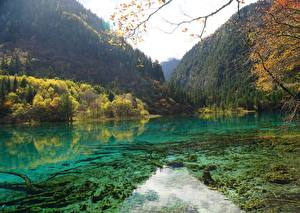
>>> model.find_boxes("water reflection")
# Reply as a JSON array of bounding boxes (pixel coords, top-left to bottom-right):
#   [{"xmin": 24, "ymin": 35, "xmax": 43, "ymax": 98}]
[
  {"xmin": 0, "ymin": 119, "xmax": 149, "ymax": 170},
  {"xmin": 122, "ymin": 167, "xmax": 243, "ymax": 213},
  {"xmin": 0, "ymin": 114, "xmax": 296, "ymax": 171}
]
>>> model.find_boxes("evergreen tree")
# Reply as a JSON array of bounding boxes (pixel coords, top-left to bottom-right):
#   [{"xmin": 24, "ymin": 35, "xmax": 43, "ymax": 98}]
[
  {"xmin": 12, "ymin": 77, "xmax": 18, "ymax": 92},
  {"xmin": 5, "ymin": 77, "xmax": 11, "ymax": 92},
  {"xmin": 0, "ymin": 57, "xmax": 9, "ymax": 74},
  {"xmin": 0, "ymin": 79, "xmax": 5, "ymax": 101},
  {"xmin": 8, "ymin": 55, "xmax": 21, "ymax": 75},
  {"xmin": 25, "ymin": 57, "xmax": 33, "ymax": 75},
  {"xmin": 25, "ymin": 85, "xmax": 35, "ymax": 103},
  {"xmin": 20, "ymin": 78, "xmax": 27, "ymax": 88}
]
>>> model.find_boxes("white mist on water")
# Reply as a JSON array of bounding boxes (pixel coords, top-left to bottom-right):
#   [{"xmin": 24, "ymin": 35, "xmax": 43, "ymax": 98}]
[{"xmin": 122, "ymin": 167, "xmax": 243, "ymax": 213}]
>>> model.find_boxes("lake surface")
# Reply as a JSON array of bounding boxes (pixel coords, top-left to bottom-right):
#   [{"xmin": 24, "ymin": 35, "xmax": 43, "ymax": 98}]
[{"xmin": 0, "ymin": 114, "xmax": 299, "ymax": 212}]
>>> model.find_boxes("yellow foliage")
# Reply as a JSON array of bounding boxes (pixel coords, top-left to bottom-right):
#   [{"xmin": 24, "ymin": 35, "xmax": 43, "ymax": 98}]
[
  {"xmin": 250, "ymin": 0, "xmax": 300, "ymax": 93},
  {"xmin": 33, "ymin": 94, "xmax": 45, "ymax": 108},
  {"xmin": 0, "ymin": 75, "xmax": 149, "ymax": 122}
]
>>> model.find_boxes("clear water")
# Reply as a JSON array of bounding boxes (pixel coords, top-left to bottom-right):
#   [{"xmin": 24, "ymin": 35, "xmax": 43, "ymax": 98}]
[
  {"xmin": 121, "ymin": 167, "xmax": 243, "ymax": 213},
  {"xmin": 0, "ymin": 114, "xmax": 299, "ymax": 212}
]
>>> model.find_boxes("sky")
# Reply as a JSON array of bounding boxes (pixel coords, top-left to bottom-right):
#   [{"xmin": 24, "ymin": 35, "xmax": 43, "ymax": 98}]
[{"xmin": 79, "ymin": 0, "xmax": 257, "ymax": 62}]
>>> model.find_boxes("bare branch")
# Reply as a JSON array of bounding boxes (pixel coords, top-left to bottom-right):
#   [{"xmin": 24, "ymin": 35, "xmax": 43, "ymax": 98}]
[
  {"xmin": 161, "ymin": 0, "xmax": 234, "ymax": 38},
  {"xmin": 129, "ymin": 0, "xmax": 174, "ymax": 37},
  {"xmin": 127, "ymin": 0, "xmax": 235, "ymax": 39},
  {"xmin": 237, "ymin": 0, "xmax": 241, "ymax": 18}
]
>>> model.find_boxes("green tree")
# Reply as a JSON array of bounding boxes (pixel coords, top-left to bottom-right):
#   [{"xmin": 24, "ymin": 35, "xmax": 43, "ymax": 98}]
[
  {"xmin": 25, "ymin": 85, "xmax": 35, "ymax": 103},
  {"xmin": 59, "ymin": 94, "xmax": 74, "ymax": 121},
  {"xmin": 0, "ymin": 79, "xmax": 5, "ymax": 101},
  {"xmin": 25, "ymin": 57, "xmax": 33, "ymax": 75},
  {"xmin": 12, "ymin": 77, "xmax": 18, "ymax": 92},
  {"xmin": 8, "ymin": 54, "xmax": 22, "ymax": 75},
  {"xmin": 20, "ymin": 78, "xmax": 27, "ymax": 88},
  {"xmin": 0, "ymin": 57, "xmax": 9, "ymax": 72}
]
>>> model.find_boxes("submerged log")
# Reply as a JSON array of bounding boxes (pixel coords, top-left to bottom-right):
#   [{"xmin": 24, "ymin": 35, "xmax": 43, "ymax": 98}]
[{"xmin": 0, "ymin": 170, "xmax": 42, "ymax": 194}]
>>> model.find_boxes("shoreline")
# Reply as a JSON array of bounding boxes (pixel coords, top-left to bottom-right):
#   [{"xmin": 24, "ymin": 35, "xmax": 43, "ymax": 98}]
[{"xmin": 0, "ymin": 114, "xmax": 162, "ymax": 126}]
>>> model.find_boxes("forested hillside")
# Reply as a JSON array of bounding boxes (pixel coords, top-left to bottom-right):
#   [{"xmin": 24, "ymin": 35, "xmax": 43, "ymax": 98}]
[
  {"xmin": 168, "ymin": 1, "xmax": 284, "ymax": 111},
  {"xmin": 161, "ymin": 58, "xmax": 180, "ymax": 81},
  {"xmin": 0, "ymin": 0, "xmax": 184, "ymax": 114},
  {"xmin": 0, "ymin": 75, "xmax": 149, "ymax": 123}
]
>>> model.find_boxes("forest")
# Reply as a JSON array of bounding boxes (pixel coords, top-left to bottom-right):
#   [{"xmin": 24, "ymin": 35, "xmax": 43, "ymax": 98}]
[
  {"xmin": 0, "ymin": 75, "xmax": 148, "ymax": 123},
  {"xmin": 0, "ymin": 0, "xmax": 173, "ymax": 115},
  {"xmin": 0, "ymin": 0, "xmax": 298, "ymax": 120},
  {"xmin": 168, "ymin": 2, "xmax": 280, "ymax": 110}
]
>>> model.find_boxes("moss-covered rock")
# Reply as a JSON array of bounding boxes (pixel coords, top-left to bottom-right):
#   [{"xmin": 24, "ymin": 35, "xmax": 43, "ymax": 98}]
[{"xmin": 265, "ymin": 164, "xmax": 295, "ymax": 184}]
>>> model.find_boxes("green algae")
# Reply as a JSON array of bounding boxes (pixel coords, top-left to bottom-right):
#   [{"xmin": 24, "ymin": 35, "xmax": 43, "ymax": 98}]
[
  {"xmin": 265, "ymin": 164, "xmax": 295, "ymax": 184},
  {"xmin": 176, "ymin": 135, "xmax": 300, "ymax": 212},
  {"xmin": 0, "ymin": 155, "xmax": 162, "ymax": 212}
]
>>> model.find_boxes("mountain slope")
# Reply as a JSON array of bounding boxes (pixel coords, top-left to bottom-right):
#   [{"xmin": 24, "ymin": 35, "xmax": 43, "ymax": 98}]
[
  {"xmin": 0, "ymin": 0, "xmax": 183, "ymax": 114},
  {"xmin": 168, "ymin": 1, "xmax": 284, "ymax": 110},
  {"xmin": 161, "ymin": 58, "xmax": 180, "ymax": 81}
]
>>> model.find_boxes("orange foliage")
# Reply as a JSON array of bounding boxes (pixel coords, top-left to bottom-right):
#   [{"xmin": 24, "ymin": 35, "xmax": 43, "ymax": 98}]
[
  {"xmin": 277, "ymin": 0, "xmax": 300, "ymax": 7},
  {"xmin": 250, "ymin": 0, "xmax": 300, "ymax": 93}
]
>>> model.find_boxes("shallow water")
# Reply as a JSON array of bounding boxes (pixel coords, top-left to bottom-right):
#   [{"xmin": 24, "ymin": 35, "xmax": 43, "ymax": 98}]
[
  {"xmin": 121, "ymin": 167, "xmax": 243, "ymax": 213},
  {"xmin": 0, "ymin": 114, "xmax": 299, "ymax": 212}
]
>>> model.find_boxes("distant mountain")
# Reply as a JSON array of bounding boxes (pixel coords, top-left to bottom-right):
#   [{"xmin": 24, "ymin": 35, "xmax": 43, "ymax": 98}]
[
  {"xmin": 168, "ymin": 1, "xmax": 284, "ymax": 110},
  {"xmin": 161, "ymin": 58, "xmax": 180, "ymax": 81},
  {"xmin": 0, "ymin": 0, "xmax": 187, "ymax": 114}
]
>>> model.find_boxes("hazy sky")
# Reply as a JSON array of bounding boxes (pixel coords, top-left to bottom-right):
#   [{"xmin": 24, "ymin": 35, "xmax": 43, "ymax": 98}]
[{"xmin": 79, "ymin": 0, "xmax": 257, "ymax": 62}]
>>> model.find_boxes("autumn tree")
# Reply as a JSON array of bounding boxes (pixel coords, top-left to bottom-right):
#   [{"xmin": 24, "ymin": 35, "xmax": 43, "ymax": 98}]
[
  {"xmin": 111, "ymin": 0, "xmax": 247, "ymax": 43},
  {"xmin": 59, "ymin": 94, "xmax": 74, "ymax": 121},
  {"xmin": 0, "ymin": 75, "xmax": 150, "ymax": 123},
  {"xmin": 250, "ymin": 0, "xmax": 300, "ymax": 118}
]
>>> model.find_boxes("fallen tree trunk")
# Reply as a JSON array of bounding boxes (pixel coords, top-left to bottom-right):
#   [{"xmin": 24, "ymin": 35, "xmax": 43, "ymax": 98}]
[{"xmin": 0, "ymin": 170, "xmax": 42, "ymax": 193}]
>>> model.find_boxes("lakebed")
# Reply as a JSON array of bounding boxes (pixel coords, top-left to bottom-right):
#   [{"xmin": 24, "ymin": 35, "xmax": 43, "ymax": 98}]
[{"xmin": 0, "ymin": 114, "xmax": 299, "ymax": 212}]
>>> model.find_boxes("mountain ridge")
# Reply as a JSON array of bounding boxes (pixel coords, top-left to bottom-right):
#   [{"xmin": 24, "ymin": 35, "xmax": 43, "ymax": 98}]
[
  {"xmin": 168, "ymin": 1, "xmax": 283, "ymax": 110},
  {"xmin": 0, "ymin": 0, "xmax": 189, "ymax": 114},
  {"xmin": 161, "ymin": 58, "xmax": 180, "ymax": 81}
]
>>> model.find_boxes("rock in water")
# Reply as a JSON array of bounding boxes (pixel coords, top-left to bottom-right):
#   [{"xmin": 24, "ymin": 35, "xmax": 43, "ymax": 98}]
[{"xmin": 203, "ymin": 168, "xmax": 214, "ymax": 185}]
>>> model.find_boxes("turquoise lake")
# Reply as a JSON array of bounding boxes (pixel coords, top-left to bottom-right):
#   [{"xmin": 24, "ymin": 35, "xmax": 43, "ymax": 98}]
[{"xmin": 0, "ymin": 114, "xmax": 299, "ymax": 212}]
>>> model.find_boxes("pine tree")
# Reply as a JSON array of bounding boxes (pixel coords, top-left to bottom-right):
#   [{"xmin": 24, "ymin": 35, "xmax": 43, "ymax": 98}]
[
  {"xmin": 8, "ymin": 54, "xmax": 22, "ymax": 75},
  {"xmin": 5, "ymin": 77, "xmax": 11, "ymax": 92},
  {"xmin": 12, "ymin": 77, "xmax": 18, "ymax": 92},
  {"xmin": 14, "ymin": 54, "xmax": 22, "ymax": 74},
  {"xmin": 25, "ymin": 85, "xmax": 35, "ymax": 103},
  {"xmin": 1, "ymin": 57, "xmax": 5, "ymax": 70},
  {"xmin": 8, "ymin": 57, "xmax": 16, "ymax": 75},
  {"xmin": 20, "ymin": 78, "xmax": 27, "ymax": 88},
  {"xmin": 25, "ymin": 57, "xmax": 33, "ymax": 75},
  {"xmin": 0, "ymin": 79, "xmax": 5, "ymax": 101}
]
